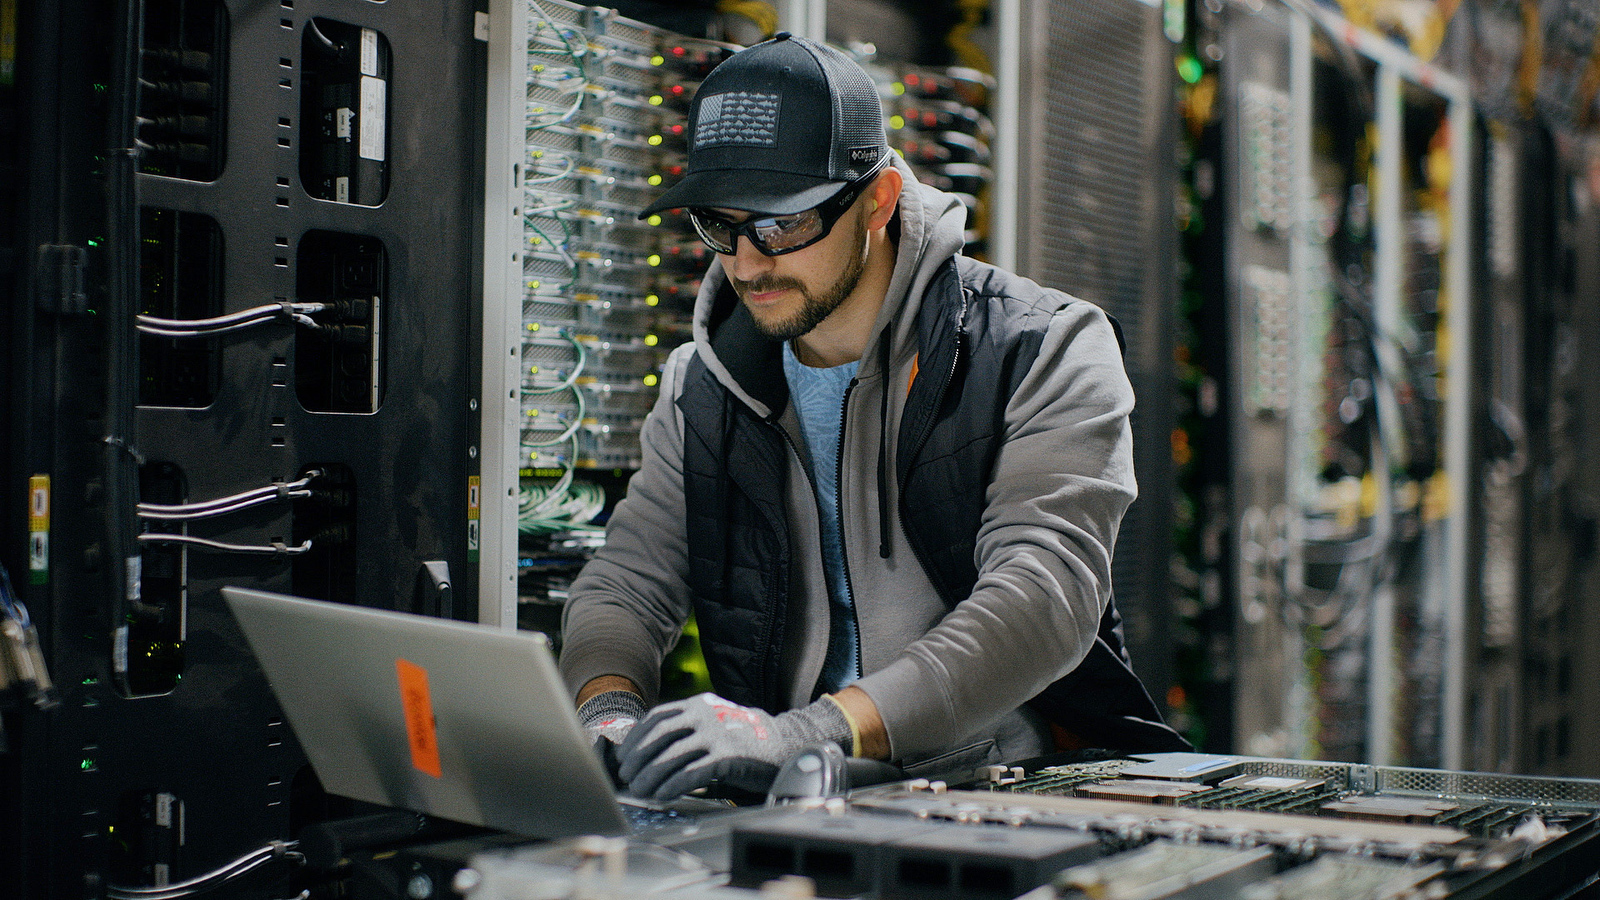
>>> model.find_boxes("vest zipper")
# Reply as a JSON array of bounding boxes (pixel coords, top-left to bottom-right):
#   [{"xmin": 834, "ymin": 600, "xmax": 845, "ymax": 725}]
[
  {"xmin": 770, "ymin": 375, "xmax": 865, "ymax": 690},
  {"xmin": 837, "ymin": 378, "xmax": 863, "ymax": 684}
]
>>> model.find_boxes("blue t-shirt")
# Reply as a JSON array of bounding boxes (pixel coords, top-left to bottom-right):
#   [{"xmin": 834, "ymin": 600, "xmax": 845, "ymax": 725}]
[{"xmin": 781, "ymin": 341, "xmax": 861, "ymax": 694}]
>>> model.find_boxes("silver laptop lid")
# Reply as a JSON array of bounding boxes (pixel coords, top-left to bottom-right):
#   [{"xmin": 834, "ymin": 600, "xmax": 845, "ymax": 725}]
[{"xmin": 223, "ymin": 586, "xmax": 629, "ymax": 839}]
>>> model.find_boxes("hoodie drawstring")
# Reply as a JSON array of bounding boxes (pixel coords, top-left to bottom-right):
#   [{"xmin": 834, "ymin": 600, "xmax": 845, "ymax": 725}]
[{"xmin": 878, "ymin": 335, "xmax": 893, "ymax": 559}]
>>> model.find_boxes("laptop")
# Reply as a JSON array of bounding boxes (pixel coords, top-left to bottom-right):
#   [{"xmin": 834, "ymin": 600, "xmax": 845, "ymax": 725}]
[{"xmin": 223, "ymin": 586, "xmax": 692, "ymax": 839}]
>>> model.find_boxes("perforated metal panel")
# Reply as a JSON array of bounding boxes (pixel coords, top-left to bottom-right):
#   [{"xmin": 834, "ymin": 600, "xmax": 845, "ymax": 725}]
[{"xmin": 1012, "ymin": 0, "xmax": 1178, "ymax": 699}]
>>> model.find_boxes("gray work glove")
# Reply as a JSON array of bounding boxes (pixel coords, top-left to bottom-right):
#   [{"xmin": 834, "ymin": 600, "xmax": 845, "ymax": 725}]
[
  {"xmin": 577, "ymin": 689, "xmax": 647, "ymax": 784},
  {"xmin": 617, "ymin": 692, "xmax": 853, "ymax": 801}
]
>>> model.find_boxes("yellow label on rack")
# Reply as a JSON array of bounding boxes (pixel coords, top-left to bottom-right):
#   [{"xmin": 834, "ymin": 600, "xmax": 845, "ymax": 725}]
[
  {"xmin": 28, "ymin": 475, "xmax": 48, "ymax": 531},
  {"xmin": 28, "ymin": 474, "xmax": 48, "ymax": 582}
]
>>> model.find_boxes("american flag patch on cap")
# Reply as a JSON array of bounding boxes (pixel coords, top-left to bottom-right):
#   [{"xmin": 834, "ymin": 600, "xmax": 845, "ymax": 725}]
[{"xmin": 694, "ymin": 91, "xmax": 780, "ymax": 149}]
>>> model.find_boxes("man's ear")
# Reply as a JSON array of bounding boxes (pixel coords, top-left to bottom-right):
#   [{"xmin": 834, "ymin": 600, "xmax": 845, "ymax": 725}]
[{"xmin": 865, "ymin": 164, "xmax": 903, "ymax": 230}]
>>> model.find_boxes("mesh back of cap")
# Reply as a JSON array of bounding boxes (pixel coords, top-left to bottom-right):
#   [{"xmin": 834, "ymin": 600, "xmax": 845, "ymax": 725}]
[{"xmin": 812, "ymin": 46, "xmax": 888, "ymax": 180}]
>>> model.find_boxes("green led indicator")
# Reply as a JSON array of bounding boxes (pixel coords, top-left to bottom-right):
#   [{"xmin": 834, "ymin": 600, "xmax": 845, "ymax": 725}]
[{"xmin": 1177, "ymin": 55, "xmax": 1203, "ymax": 84}]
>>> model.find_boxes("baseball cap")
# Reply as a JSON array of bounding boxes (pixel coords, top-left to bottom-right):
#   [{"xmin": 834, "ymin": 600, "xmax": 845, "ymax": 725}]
[{"xmin": 638, "ymin": 32, "xmax": 890, "ymax": 218}]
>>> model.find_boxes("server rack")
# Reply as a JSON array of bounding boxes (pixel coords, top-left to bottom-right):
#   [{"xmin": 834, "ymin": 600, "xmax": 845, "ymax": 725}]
[
  {"xmin": 1211, "ymin": 0, "xmax": 1477, "ymax": 769},
  {"xmin": 2, "ymin": 0, "xmax": 487, "ymax": 895},
  {"xmin": 1002, "ymin": 0, "xmax": 1181, "ymax": 708}
]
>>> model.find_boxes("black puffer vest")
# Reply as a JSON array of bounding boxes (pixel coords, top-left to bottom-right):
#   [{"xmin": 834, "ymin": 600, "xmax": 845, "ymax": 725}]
[{"xmin": 677, "ymin": 256, "xmax": 1188, "ymax": 753}]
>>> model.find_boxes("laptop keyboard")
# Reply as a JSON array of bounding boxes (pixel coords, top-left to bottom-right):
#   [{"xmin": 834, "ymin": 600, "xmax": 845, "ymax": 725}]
[{"xmin": 621, "ymin": 803, "xmax": 695, "ymax": 831}]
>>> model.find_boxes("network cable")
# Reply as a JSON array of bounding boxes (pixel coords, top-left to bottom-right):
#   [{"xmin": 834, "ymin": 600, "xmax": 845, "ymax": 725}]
[
  {"xmin": 0, "ymin": 562, "xmax": 55, "ymax": 710},
  {"xmin": 524, "ymin": 202, "xmax": 579, "ymax": 270},
  {"xmin": 105, "ymin": 840, "xmax": 303, "ymax": 899},
  {"xmin": 525, "ymin": 149, "xmax": 579, "ymax": 185},
  {"xmin": 136, "ymin": 534, "xmax": 312, "ymax": 556},
  {"xmin": 136, "ymin": 471, "xmax": 323, "ymax": 522},
  {"xmin": 523, "ymin": 384, "xmax": 587, "ymax": 449},
  {"xmin": 525, "ymin": 330, "xmax": 588, "ymax": 396},
  {"xmin": 519, "ymin": 468, "xmax": 606, "ymax": 535},
  {"xmin": 136, "ymin": 301, "xmax": 327, "ymax": 337},
  {"xmin": 527, "ymin": 1, "xmax": 592, "ymax": 131}
]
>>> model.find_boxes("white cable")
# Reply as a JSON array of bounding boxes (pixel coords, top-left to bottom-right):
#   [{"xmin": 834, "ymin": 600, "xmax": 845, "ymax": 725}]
[
  {"xmin": 137, "ymin": 489, "xmax": 311, "ymax": 521},
  {"xmin": 138, "ymin": 301, "xmax": 325, "ymax": 331},
  {"xmin": 138, "ymin": 473, "xmax": 320, "ymax": 519},
  {"xmin": 136, "ymin": 534, "xmax": 312, "ymax": 556},
  {"xmin": 106, "ymin": 841, "xmax": 302, "ymax": 899}
]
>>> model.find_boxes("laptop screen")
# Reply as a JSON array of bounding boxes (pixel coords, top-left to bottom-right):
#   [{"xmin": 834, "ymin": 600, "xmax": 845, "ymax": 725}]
[{"xmin": 223, "ymin": 587, "xmax": 630, "ymax": 838}]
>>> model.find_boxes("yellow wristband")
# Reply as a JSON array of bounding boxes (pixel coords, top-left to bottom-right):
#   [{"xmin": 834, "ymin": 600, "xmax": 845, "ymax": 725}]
[{"xmin": 824, "ymin": 694, "xmax": 862, "ymax": 758}]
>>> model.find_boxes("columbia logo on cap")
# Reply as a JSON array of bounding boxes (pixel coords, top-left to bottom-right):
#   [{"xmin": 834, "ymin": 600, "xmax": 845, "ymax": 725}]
[{"xmin": 848, "ymin": 146, "xmax": 881, "ymax": 166}]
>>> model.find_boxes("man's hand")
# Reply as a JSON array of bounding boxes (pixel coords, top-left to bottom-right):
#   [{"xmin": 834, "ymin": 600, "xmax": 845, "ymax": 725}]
[
  {"xmin": 577, "ymin": 689, "xmax": 648, "ymax": 783},
  {"xmin": 616, "ymin": 693, "xmax": 853, "ymax": 801}
]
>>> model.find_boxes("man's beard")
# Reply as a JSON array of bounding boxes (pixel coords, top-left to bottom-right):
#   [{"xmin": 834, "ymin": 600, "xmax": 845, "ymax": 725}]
[{"xmin": 734, "ymin": 217, "xmax": 868, "ymax": 342}]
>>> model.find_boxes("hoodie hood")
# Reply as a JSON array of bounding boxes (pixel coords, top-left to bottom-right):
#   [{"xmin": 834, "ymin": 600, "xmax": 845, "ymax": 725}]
[{"xmin": 689, "ymin": 152, "xmax": 970, "ymax": 414}]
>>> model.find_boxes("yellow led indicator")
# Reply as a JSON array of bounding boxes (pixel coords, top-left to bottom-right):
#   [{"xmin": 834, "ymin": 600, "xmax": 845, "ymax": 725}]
[
  {"xmin": 647, "ymin": 214, "xmax": 663, "ymax": 226},
  {"xmin": 529, "ymin": 280, "xmax": 542, "ymax": 290},
  {"xmin": 889, "ymin": 115, "xmax": 905, "ymax": 130},
  {"xmin": 647, "ymin": 254, "xmax": 662, "ymax": 267},
  {"xmin": 651, "ymin": 54, "xmax": 664, "ymax": 65},
  {"xmin": 649, "ymin": 95, "xmax": 663, "ymax": 106},
  {"xmin": 529, "ymin": 366, "xmax": 540, "ymax": 374},
  {"xmin": 532, "ymin": 150, "xmax": 545, "ymax": 159},
  {"xmin": 645, "ymin": 294, "xmax": 660, "ymax": 306},
  {"xmin": 529, "ymin": 322, "xmax": 541, "ymax": 332},
  {"xmin": 648, "ymin": 174, "xmax": 663, "ymax": 186},
  {"xmin": 528, "ymin": 409, "xmax": 539, "ymax": 417},
  {"xmin": 644, "ymin": 334, "xmax": 659, "ymax": 347},
  {"xmin": 643, "ymin": 374, "xmax": 659, "ymax": 387},
  {"xmin": 648, "ymin": 135, "xmax": 663, "ymax": 146},
  {"xmin": 892, "ymin": 82, "xmax": 906, "ymax": 96}
]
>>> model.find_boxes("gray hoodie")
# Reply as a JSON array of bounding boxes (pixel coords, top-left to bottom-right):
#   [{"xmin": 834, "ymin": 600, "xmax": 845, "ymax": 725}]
[{"xmin": 559, "ymin": 155, "xmax": 1138, "ymax": 773}]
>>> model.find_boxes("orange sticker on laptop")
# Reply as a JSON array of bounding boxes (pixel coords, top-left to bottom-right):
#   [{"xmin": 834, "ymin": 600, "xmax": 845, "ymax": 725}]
[{"xmin": 395, "ymin": 658, "xmax": 443, "ymax": 778}]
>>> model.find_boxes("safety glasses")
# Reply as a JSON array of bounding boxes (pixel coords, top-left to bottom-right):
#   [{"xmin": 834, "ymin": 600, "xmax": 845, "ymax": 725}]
[{"xmin": 686, "ymin": 161, "xmax": 886, "ymax": 257}]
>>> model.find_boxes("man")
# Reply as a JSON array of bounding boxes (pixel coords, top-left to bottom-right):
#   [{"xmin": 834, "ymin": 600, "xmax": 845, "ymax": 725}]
[{"xmin": 560, "ymin": 32, "xmax": 1186, "ymax": 803}]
